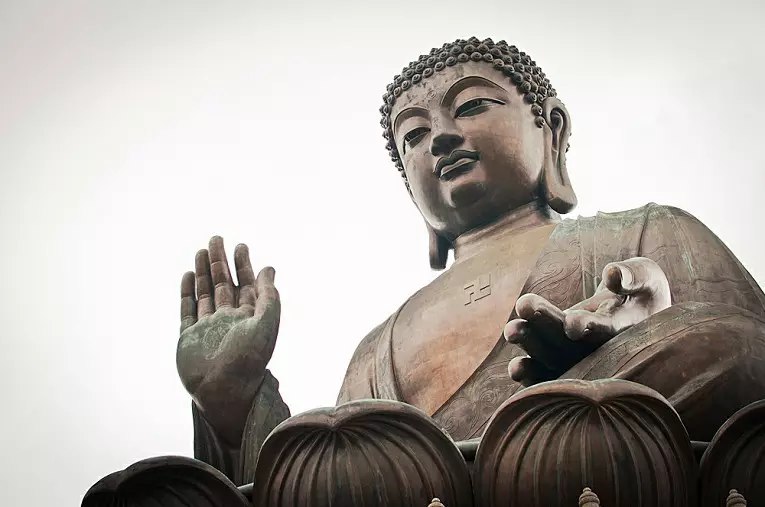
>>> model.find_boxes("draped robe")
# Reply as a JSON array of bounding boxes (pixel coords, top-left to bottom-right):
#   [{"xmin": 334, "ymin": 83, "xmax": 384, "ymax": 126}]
[{"xmin": 193, "ymin": 203, "xmax": 765, "ymax": 485}]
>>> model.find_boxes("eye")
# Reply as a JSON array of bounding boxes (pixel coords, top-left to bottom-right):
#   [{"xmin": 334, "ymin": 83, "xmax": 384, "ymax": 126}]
[
  {"xmin": 455, "ymin": 98, "xmax": 504, "ymax": 118},
  {"xmin": 402, "ymin": 127, "xmax": 430, "ymax": 154}
]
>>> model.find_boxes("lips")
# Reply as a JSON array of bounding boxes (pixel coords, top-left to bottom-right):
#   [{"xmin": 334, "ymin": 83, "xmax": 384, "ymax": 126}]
[
  {"xmin": 435, "ymin": 150, "xmax": 480, "ymax": 180},
  {"xmin": 440, "ymin": 158, "xmax": 478, "ymax": 180}
]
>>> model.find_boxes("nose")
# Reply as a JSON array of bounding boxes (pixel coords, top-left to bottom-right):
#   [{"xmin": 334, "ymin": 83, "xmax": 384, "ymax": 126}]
[{"xmin": 429, "ymin": 119, "xmax": 464, "ymax": 157}]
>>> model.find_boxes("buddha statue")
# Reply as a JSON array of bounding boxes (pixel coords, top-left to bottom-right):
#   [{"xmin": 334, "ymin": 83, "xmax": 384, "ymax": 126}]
[{"xmin": 173, "ymin": 37, "xmax": 765, "ymax": 489}]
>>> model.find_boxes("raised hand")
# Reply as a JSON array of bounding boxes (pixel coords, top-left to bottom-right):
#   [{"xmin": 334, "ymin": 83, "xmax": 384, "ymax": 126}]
[
  {"xmin": 176, "ymin": 236, "xmax": 280, "ymax": 444},
  {"xmin": 504, "ymin": 257, "xmax": 671, "ymax": 386}
]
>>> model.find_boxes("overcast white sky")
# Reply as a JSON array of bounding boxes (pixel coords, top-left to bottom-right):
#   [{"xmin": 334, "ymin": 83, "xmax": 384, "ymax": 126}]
[{"xmin": 1, "ymin": 0, "xmax": 764, "ymax": 505}]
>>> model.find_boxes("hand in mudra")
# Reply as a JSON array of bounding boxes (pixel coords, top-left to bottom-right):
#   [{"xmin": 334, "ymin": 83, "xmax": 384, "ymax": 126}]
[
  {"xmin": 176, "ymin": 236, "xmax": 280, "ymax": 443},
  {"xmin": 504, "ymin": 257, "xmax": 671, "ymax": 386}
]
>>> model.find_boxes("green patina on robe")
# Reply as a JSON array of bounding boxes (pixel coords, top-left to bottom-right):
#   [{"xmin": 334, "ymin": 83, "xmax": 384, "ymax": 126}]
[
  {"xmin": 195, "ymin": 203, "xmax": 765, "ymax": 484},
  {"xmin": 337, "ymin": 204, "xmax": 765, "ymax": 440}
]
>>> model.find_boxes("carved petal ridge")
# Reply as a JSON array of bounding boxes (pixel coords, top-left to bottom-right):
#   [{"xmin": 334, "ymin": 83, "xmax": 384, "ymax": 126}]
[
  {"xmin": 699, "ymin": 399, "xmax": 765, "ymax": 506},
  {"xmin": 473, "ymin": 379, "xmax": 697, "ymax": 507},
  {"xmin": 252, "ymin": 400, "xmax": 473, "ymax": 507},
  {"xmin": 81, "ymin": 455, "xmax": 248, "ymax": 507}
]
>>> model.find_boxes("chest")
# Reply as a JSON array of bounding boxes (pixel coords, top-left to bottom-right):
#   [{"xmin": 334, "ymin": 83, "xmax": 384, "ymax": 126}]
[{"xmin": 391, "ymin": 227, "xmax": 553, "ymax": 415}]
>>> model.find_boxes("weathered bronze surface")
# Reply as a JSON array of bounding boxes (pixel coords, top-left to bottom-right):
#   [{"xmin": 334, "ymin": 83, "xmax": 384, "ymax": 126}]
[
  {"xmin": 473, "ymin": 379, "xmax": 698, "ymax": 506},
  {"xmin": 252, "ymin": 400, "xmax": 473, "ymax": 506},
  {"xmin": 84, "ymin": 37, "xmax": 765, "ymax": 506},
  {"xmin": 82, "ymin": 456, "xmax": 249, "ymax": 507},
  {"xmin": 699, "ymin": 399, "xmax": 765, "ymax": 505}
]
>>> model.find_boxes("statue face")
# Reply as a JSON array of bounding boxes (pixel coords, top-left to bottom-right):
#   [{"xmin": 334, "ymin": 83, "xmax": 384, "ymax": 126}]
[{"xmin": 391, "ymin": 61, "xmax": 546, "ymax": 239}]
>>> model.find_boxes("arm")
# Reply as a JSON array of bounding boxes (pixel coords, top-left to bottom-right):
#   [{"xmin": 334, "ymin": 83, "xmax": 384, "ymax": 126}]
[
  {"xmin": 505, "ymin": 204, "xmax": 765, "ymax": 384},
  {"xmin": 177, "ymin": 237, "xmax": 289, "ymax": 485},
  {"xmin": 639, "ymin": 204, "xmax": 765, "ymax": 315},
  {"xmin": 192, "ymin": 370, "xmax": 290, "ymax": 485}
]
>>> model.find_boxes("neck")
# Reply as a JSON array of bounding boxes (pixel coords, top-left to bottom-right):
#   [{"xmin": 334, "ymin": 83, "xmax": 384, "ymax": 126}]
[{"xmin": 452, "ymin": 201, "xmax": 560, "ymax": 262}]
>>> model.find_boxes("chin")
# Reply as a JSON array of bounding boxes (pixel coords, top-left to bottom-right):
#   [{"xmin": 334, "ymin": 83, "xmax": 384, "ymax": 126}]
[
  {"xmin": 444, "ymin": 171, "xmax": 488, "ymax": 209},
  {"xmin": 447, "ymin": 181, "xmax": 485, "ymax": 209}
]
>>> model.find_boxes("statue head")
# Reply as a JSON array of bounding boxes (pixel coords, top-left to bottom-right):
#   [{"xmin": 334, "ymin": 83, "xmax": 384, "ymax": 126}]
[{"xmin": 381, "ymin": 37, "xmax": 577, "ymax": 268}]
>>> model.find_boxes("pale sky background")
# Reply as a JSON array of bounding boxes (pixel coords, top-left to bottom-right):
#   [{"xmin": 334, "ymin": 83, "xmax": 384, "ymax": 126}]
[{"xmin": 1, "ymin": 0, "xmax": 764, "ymax": 505}]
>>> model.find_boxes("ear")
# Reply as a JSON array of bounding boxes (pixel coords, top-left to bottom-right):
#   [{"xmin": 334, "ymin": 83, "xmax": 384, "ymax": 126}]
[
  {"xmin": 540, "ymin": 97, "xmax": 577, "ymax": 214},
  {"xmin": 405, "ymin": 167, "xmax": 450, "ymax": 270},
  {"xmin": 406, "ymin": 176, "xmax": 450, "ymax": 270},
  {"xmin": 427, "ymin": 222, "xmax": 450, "ymax": 270}
]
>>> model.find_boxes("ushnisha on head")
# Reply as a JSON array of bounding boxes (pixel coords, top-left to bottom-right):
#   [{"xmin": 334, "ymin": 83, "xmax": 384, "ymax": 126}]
[{"xmin": 380, "ymin": 37, "xmax": 577, "ymax": 269}]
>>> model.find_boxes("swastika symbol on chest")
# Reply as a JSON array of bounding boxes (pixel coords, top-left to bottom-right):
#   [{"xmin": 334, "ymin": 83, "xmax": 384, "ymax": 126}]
[{"xmin": 464, "ymin": 274, "xmax": 491, "ymax": 305}]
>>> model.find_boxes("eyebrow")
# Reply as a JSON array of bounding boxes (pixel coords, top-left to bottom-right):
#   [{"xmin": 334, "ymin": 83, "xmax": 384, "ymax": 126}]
[
  {"xmin": 440, "ymin": 76, "xmax": 506, "ymax": 107},
  {"xmin": 392, "ymin": 75, "xmax": 507, "ymax": 135},
  {"xmin": 393, "ymin": 106, "xmax": 428, "ymax": 137}
]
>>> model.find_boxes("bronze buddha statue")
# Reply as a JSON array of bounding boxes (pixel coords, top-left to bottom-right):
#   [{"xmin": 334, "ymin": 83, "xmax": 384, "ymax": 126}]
[{"xmin": 84, "ymin": 37, "xmax": 765, "ymax": 507}]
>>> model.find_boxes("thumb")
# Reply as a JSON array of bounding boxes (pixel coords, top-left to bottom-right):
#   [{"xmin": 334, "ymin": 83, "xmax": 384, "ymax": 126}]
[
  {"xmin": 602, "ymin": 257, "xmax": 672, "ymax": 311},
  {"xmin": 251, "ymin": 266, "xmax": 280, "ymax": 353},
  {"xmin": 255, "ymin": 266, "xmax": 278, "ymax": 299},
  {"xmin": 254, "ymin": 266, "xmax": 280, "ymax": 316},
  {"xmin": 603, "ymin": 261, "xmax": 642, "ymax": 295}
]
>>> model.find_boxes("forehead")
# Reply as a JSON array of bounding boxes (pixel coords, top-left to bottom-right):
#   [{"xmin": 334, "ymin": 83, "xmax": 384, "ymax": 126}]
[{"xmin": 390, "ymin": 61, "xmax": 512, "ymax": 117}]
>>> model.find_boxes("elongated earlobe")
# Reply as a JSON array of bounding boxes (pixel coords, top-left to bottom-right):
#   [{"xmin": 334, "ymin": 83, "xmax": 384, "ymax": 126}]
[
  {"xmin": 541, "ymin": 97, "xmax": 577, "ymax": 214},
  {"xmin": 427, "ymin": 224, "xmax": 450, "ymax": 270}
]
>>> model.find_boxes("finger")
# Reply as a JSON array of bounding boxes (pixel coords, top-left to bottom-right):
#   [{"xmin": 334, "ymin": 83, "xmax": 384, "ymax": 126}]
[
  {"xmin": 254, "ymin": 266, "xmax": 279, "ymax": 305},
  {"xmin": 180, "ymin": 271, "xmax": 197, "ymax": 332},
  {"xmin": 195, "ymin": 249, "xmax": 214, "ymax": 318},
  {"xmin": 208, "ymin": 236, "xmax": 235, "ymax": 310},
  {"xmin": 603, "ymin": 262, "xmax": 639, "ymax": 295},
  {"xmin": 516, "ymin": 294, "xmax": 587, "ymax": 369},
  {"xmin": 506, "ymin": 319, "xmax": 564, "ymax": 371},
  {"xmin": 515, "ymin": 293, "xmax": 566, "ymax": 324},
  {"xmin": 234, "ymin": 243, "xmax": 256, "ymax": 310},
  {"xmin": 503, "ymin": 318, "xmax": 531, "ymax": 344},
  {"xmin": 567, "ymin": 289, "xmax": 614, "ymax": 313},
  {"xmin": 505, "ymin": 316, "xmax": 567, "ymax": 371},
  {"xmin": 252, "ymin": 266, "xmax": 281, "ymax": 356},
  {"xmin": 516, "ymin": 293, "xmax": 568, "ymax": 347},
  {"xmin": 564, "ymin": 309, "xmax": 618, "ymax": 344},
  {"xmin": 602, "ymin": 257, "xmax": 668, "ymax": 297},
  {"xmin": 508, "ymin": 356, "xmax": 556, "ymax": 387}
]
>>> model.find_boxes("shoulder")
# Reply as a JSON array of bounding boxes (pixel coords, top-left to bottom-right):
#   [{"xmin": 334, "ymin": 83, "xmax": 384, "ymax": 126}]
[
  {"xmin": 336, "ymin": 318, "xmax": 388, "ymax": 404},
  {"xmin": 564, "ymin": 202, "xmax": 700, "ymax": 223},
  {"xmin": 561, "ymin": 203, "xmax": 710, "ymax": 238},
  {"xmin": 349, "ymin": 320, "xmax": 386, "ymax": 367},
  {"xmin": 638, "ymin": 203, "xmax": 712, "ymax": 236},
  {"xmin": 337, "ymin": 284, "xmax": 427, "ymax": 404},
  {"xmin": 642, "ymin": 203, "xmax": 703, "ymax": 223}
]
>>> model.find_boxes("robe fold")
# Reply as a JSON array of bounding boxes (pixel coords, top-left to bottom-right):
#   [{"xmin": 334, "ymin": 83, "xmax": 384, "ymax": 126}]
[
  {"xmin": 338, "ymin": 203, "xmax": 765, "ymax": 441},
  {"xmin": 194, "ymin": 203, "xmax": 765, "ymax": 483},
  {"xmin": 192, "ymin": 370, "xmax": 290, "ymax": 485}
]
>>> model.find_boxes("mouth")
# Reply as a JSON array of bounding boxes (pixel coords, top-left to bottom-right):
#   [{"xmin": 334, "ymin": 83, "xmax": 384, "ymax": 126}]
[
  {"xmin": 440, "ymin": 158, "xmax": 478, "ymax": 180},
  {"xmin": 435, "ymin": 150, "xmax": 480, "ymax": 181}
]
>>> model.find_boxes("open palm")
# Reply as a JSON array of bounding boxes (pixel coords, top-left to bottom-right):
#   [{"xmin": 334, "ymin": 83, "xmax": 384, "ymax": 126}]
[
  {"xmin": 504, "ymin": 257, "xmax": 672, "ymax": 386},
  {"xmin": 176, "ymin": 236, "xmax": 280, "ymax": 443}
]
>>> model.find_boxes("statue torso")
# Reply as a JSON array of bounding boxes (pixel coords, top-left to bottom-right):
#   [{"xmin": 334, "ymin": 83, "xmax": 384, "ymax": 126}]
[{"xmin": 391, "ymin": 222, "xmax": 557, "ymax": 415}]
